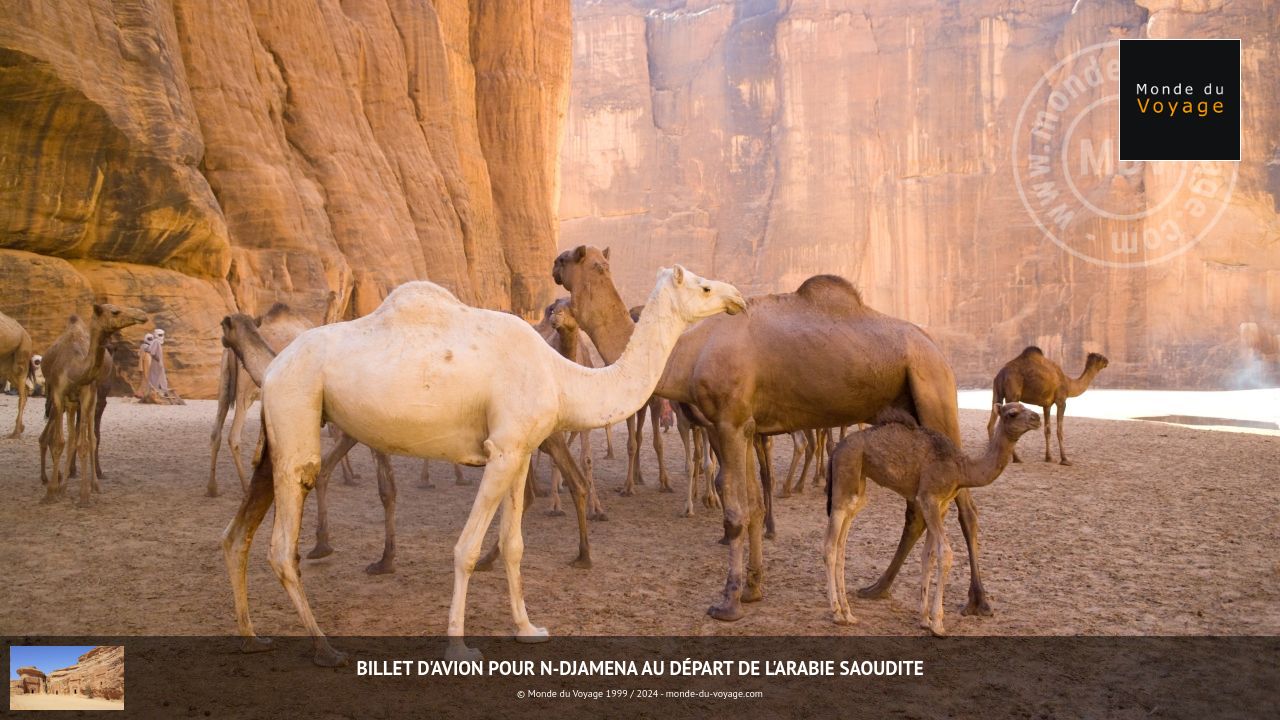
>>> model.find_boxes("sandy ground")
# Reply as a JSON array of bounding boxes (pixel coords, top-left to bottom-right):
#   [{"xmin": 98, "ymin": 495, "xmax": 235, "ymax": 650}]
[
  {"xmin": 8, "ymin": 693, "xmax": 124, "ymax": 710},
  {"xmin": 0, "ymin": 393, "xmax": 1278, "ymax": 639}
]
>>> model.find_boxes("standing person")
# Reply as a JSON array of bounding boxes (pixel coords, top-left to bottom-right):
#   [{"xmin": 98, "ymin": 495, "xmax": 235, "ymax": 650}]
[
  {"xmin": 146, "ymin": 328, "xmax": 172, "ymax": 398},
  {"xmin": 136, "ymin": 332, "xmax": 154, "ymax": 399}
]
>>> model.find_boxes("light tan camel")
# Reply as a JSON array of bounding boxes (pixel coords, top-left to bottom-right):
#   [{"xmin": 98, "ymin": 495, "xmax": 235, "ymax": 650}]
[
  {"xmin": 208, "ymin": 303, "xmax": 316, "ymax": 497},
  {"xmin": 1, "ymin": 310, "xmax": 34, "ymax": 438},
  {"xmin": 39, "ymin": 305, "xmax": 147, "ymax": 505},
  {"xmin": 988, "ymin": 346, "xmax": 1109, "ymax": 465},
  {"xmin": 826, "ymin": 404, "xmax": 1040, "ymax": 634},
  {"xmin": 554, "ymin": 245, "xmax": 981, "ymax": 623},
  {"xmin": 222, "ymin": 270, "xmax": 744, "ymax": 665},
  {"xmin": 65, "ymin": 333, "xmax": 126, "ymax": 482}
]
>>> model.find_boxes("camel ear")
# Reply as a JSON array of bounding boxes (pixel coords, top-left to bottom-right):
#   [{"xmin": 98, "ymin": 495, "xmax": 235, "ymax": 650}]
[
  {"xmin": 573, "ymin": 246, "xmax": 587, "ymax": 262},
  {"xmin": 992, "ymin": 402, "xmax": 1002, "ymax": 415},
  {"xmin": 672, "ymin": 265, "xmax": 686, "ymax": 286},
  {"xmin": 93, "ymin": 303, "xmax": 105, "ymax": 317},
  {"xmin": 603, "ymin": 247, "xmax": 611, "ymax": 260}
]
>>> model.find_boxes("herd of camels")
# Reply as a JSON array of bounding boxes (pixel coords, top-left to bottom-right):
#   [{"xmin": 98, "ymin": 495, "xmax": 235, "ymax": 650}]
[{"xmin": 1, "ymin": 244, "xmax": 1112, "ymax": 664}]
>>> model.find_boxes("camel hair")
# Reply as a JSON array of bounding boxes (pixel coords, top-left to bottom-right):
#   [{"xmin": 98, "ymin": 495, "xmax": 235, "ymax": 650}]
[
  {"xmin": 988, "ymin": 346, "xmax": 1109, "ymax": 465},
  {"xmin": 553, "ymin": 245, "xmax": 986, "ymax": 623},
  {"xmin": 826, "ymin": 403, "xmax": 1040, "ymax": 634},
  {"xmin": 39, "ymin": 304, "xmax": 147, "ymax": 505},
  {"xmin": 220, "ymin": 313, "xmax": 400, "ymax": 574},
  {"xmin": 1, "ymin": 310, "xmax": 35, "ymax": 438},
  {"xmin": 222, "ymin": 268, "xmax": 744, "ymax": 665}
]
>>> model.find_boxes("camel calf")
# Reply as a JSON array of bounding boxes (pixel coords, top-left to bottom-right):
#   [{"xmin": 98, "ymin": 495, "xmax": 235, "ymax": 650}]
[{"xmin": 825, "ymin": 403, "xmax": 1040, "ymax": 635}]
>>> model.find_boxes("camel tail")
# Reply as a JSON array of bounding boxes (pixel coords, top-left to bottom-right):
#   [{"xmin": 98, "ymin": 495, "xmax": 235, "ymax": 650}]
[
  {"xmin": 212, "ymin": 349, "xmax": 237, "ymax": 437},
  {"xmin": 873, "ymin": 407, "xmax": 919, "ymax": 428},
  {"xmin": 825, "ymin": 450, "xmax": 835, "ymax": 516}
]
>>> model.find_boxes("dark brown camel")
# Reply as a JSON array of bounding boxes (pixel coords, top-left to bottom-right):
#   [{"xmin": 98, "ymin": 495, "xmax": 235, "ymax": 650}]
[
  {"xmin": 554, "ymin": 245, "xmax": 985, "ymax": 623},
  {"xmin": 988, "ymin": 346, "xmax": 1109, "ymax": 465}
]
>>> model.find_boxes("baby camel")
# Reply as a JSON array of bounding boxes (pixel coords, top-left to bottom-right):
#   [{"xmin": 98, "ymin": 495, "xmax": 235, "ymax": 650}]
[{"xmin": 825, "ymin": 403, "xmax": 1040, "ymax": 635}]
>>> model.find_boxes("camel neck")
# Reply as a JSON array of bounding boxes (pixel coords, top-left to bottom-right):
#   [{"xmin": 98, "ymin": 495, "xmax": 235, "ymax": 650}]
[
  {"xmin": 962, "ymin": 428, "xmax": 1020, "ymax": 488},
  {"xmin": 555, "ymin": 327, "xmax": 579, "ymax": 362},
  {"xmin": 231, "ymin": 330, "xmax": 278, "ymax": 386},
  {"xmin": 556, "ymin": 280, "xmax": 686, "ymax": 431},
  {"xmin": 1067, "ymin": 364, "xmax": 1102, "ymax": 398},
  {"xmin": 572, "ymin": 279, "xmax": 633, "ymax": 365},
  {"xmin": 83, "ymin": 326, "xmax": 109, "ymax": 387}
]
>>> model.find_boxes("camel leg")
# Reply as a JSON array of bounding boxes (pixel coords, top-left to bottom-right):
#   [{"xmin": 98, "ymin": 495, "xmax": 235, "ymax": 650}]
[
  {"xmin": 8, "ymin": 361, "xmax": 29, "ymax": 438},
  {"xmin": 454, "ymin": 463, "xmax": 469, "ymax": 485},
  {"xmin": 447, "ymin": 441, "xmax": 527, "ymax": 660},
  {"xmin": 579, "ymin": 428, "xmax": 597, "ymax": 514},
  {"xmin": 365, "ymin": 450, "xmax": 397, "ymax": 575},
  {"xmin": 1042, "ymin": 405, "xmax": 1053, "ymax": 462},
  {"xmin": 39, "ymin": 415, "xmax": 52, "ymax": 486},
  {"xmin": 917, "ymin": 509, "xmax": 936, "ymax": 631},
  {"xmin": 544, "ymin": 433, "xmax": 595, "ymax": 564},
  {"xmin": 67, "ymin": 404, "xmax": 80, "ymax": 479},
  {"xmin": 796, "ymin": 429, "xmax": 816, "ymax": 494},
  {"xmin": 651, "ymin": 402, "xmax": 672, "ymax": 492},
  {"xmin": 680, "ymin": 417, "xmax": 697, "ymax": 517},
  {"xmin": 545, "ymin": 445, "xmax": 564, "ymax": 515},
  {"xmin": 418, "ymin": 459, "xmax": 435, "ymax": 489},
  {"xmin": 42, "ymin": 405, "xmax": 67, "ymax": 503},
  {"xmin": 227, "ymin": 385, "xmax": 256, "ymax": 494},
  {"xmin": 92, "ymin": 390, "xmax": 106, "ymax": 482},
  {"xmin": 603, "ymin": 421, "xmax": 615, "ymax": 459},
  {"xmin": 307, "ymin": 432, "xmax": 357, "ymax": 560},
  {"xmin": 208, "ymin": 350, "xmax": 236, "ymax": 497},
  {"xmin": 955, "ymin": 488, "xmax": 991, "ymax": 616},
  {"xmin": 498, "ymin": 452, "xmax": 548, "ymax": 643},
  {"xmin": 1056, "ymin": 402, "xmax": 1071, "ymax": 465},
  {"xmin": 825, "ymin": 446, "xmax": 866, "ymax": 625},
  {"xmin": 339, "ymin": 453, "xmax": 358, "ymax": 485},
  {"xmin": 858, "ymin": 502, "xmax": 925, "ymax": 599},
  {"xmin": 919, "ymin": 496, "xmax": 951, "ymax": 636},
  {"xmin": 755, "ymin": 435, "xmax": 776, "ymax": 539},
  {"xmin": 699, "ymin": 429, "xmax": 721, "ymax": 510},
  {"xmin": 811, "ymin": 429, "xmax": 829, "ymax": 488},
  {"xmin": 221, "ymin": 436, "xmax": 277, "ymax": 655},
  {"xmin": 779, "ymin": 432, "xmax": 801, "ymax": 498},
  {"xmin": 743, "ymin": 427, "xmax": 767, "ymax": 602},
  {"xmin": 75, "ymin": 390, "xmax": 96, "ymax": 506},
  {"xmin": 707, "ymin": 419, "xmax": 759, "ymax": 621},
  {"xmin": 476, "ymin": 469, "xmax": 537, "ymax": 573}
]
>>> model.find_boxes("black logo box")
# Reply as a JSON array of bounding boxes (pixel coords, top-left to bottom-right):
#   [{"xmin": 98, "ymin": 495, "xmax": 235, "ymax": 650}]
[{"xmin": 1119, "ymin": 38, "xmax": 1241, "ymax": 162}]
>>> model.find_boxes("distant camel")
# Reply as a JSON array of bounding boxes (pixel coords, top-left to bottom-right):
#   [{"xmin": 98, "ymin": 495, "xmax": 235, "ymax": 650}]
[
  {"xmin": 39, "ymin": 305, "xmax": 147, "ymax": 505},
  {"xmin": 1, "ymin": 310, "xmax": 34, "ymax": 438},
  {"xmin": 826, "ymin": 404, "xmax": 1039, "ymax": 634},
  {"xmin": 222, "ymin": 270, "xmax": 744, "ymax": 665},
  {"xmin": 989, "ymin": 346, "xmax": 1109, "ymax": 465}
]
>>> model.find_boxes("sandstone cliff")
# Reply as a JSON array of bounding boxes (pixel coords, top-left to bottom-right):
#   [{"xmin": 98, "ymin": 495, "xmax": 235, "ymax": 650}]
[
  {"xmin": 560, "ymin": 0, "xmax": 1280, "ymax": 388},
  {"xmin": 46, "ymin": 646, "xmax": 124, "ymax": 700},
  {"xmin": 0, "ymin": 0, "xmax": 571, "ymax": 397}
]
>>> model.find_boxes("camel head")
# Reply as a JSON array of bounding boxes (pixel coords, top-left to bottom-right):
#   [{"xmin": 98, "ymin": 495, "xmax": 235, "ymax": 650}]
[
  {"xmin": 992, "ymin": 402, "xmax": 1041, "ymax": 440},
  {"xmin": 93, "ymin": 303, "xmax": 147, "ymax": 334},
  {"xmin": 658, "ymin": 265, "xmax": 746, "ymax": 321},
  {"xmin": 552, "ymin": 245, "xmax": 612, "ymax": 293},
  {"xmin": 220, "ymin": 314, "xmax": 258, "ymax": 350},
  {"xmin": 1085, "ymin": 352, "xmax": 1110, "ymax": 371},
  {"xmin": 546, "ymin": 298, "xmax": 578, "ymax": 334}
]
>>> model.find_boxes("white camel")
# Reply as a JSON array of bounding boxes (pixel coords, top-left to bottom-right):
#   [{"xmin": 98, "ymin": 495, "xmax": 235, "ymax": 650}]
[{"xmin": 222, "ymin": 267, "xmax": 744, "ymax": 665}]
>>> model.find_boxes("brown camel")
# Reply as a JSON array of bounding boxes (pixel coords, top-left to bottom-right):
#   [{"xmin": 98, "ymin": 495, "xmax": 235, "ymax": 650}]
[
  {"xmin": 209, "ymin": 303, "xmax": 316, "ymax": 497},
  {"xmin": 826, "ymin": 404, "xmax": 1040, "ymax": 634},
  {"xmin": 220, "ymin": 314, "xmax": 401, "ymax": 573},
  {"xmin": 554, "ymin": 245, "xmax": 986, "ymax": 623},
  {"xmin": 1, "ymin": 310, "xmax": 34, "ymax": 438},
  {"xmin": 65, "ymin": 332, "xmax": 127, "ymax": 482},
  {"xmin": 988, "ymin": 346, "xmax": 1109, "ymax": 465},
  {"xmin": 39, "ymin": 304, "xmax": 147, "ymax": 505}
]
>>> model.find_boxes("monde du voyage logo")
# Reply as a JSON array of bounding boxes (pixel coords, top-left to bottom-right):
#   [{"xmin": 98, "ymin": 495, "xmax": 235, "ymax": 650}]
[{"xmin": 1013, "ymin": 39, "xmax": 1241, "ymax": 268}]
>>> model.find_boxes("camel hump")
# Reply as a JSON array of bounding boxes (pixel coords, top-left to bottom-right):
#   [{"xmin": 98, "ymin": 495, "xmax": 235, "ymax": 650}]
[
  {"xmin": 377, "ymin": 281, "xmax": 462, "ymax": 320},
  {"xmin": 873, "ymin": 407, "xmax": 918, "ymax": 428},
  {"xmin": 260, "ymin": 302, "xmax": 293, "ymax": 320},
  {"xmin": 1018, "ymin": 345, "xmax": 1044, "ymax": 358},
  {"xmin": 795, "ymin": 275, "xmax": 864, "ymax": 309}
]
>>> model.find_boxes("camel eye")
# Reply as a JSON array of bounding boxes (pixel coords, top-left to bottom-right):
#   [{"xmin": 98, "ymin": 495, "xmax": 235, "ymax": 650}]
[{"xmin": 702, "ymin": 286, "xmax": 710, "ymax": 293}]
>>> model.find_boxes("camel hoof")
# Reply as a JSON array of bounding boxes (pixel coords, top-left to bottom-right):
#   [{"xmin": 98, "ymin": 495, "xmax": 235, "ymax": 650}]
[
  {"xmin": 588, "ymin": 512, "xmax": 608, "ymax": 522},
  {"xmin": 313, "ymin": 646, "xmax": 349, "ymax": 667},
  {"xmin": 446, "ymin": 644, "xmax": 483, "ymax": 662},
  {"xmin": 455, "ymin": 477, "xmax": 473, "ymax": 487},
  {"xmin": 240, "ymin": 636, "xmax": 274, "ymax": 654},
  {"xmin": 961, "ymin": 598, "xmax": 993, "ymax": 617},
  {"xmin": 1059, "ymin": 459, "xmax": 1073, "ymax": 466},
  {"xmin": 707, "ymin": 601, "xmax": 745, "ymax": 622},
  {"xmin": 365, "ymin": 560, "xmax": 395, "ymax": 575},
  {"xmin": 516, "ymin": 626, "xmax": 550, "ymax": 644},
  {"xmin": 717, "ymin": 534, "xmax": 730, "ymax": 546},
  {"xmin": 75, "ymin": 498, "xmax": 92, "ymax": 509},
  {"xmin": 5, "ymin": 431, "xmax": 21, "ymax": 440},
  {"xmin": 616, "ymin": 487, "xmax": 635, "ymax": 497},
  {"xmin": 39, "ymin": 493, "xmax": 61, "ymax": 505},
  {"xmin": 417, "ymin": 481, "xmax": 436, "ymax": 490},
  {"xmin": 928, "ymin": 623, "xmax": 948, "ymax": 637},
  {"xmin": 306, "ymin": 543, "xmax": 335, "ymax": 560},
  {"xmin": 568, "ymin": 556, "xmax": 592, "ymax": 570},
  {"xmin": 681, "ymin": 508, "xmax": 695, "ymax": 519},
  {"xmin": 742, "ymin": 585, "xmax": 763, "ymax": 604},
  {"xmin": 856, "ymin": 584, "xmax": 892, "ymax": 600},
  {"xmin": 658, "ymin": 484, "xmax": 674, "ymax": 494},
  {"xmin": 775, "ymin": 490, "xmax": 791, "ymax": 499},
  {"xmin": 833, "ymin": 610, "xmax": 858, "ymax": 626},
  {"xmin": 1011, "ymin": 456, "xmax": 1022, "ymax": 464},
  {"xmin": 205, "ymin": 488, "xmax": 219, "ymax": 498},
  {"xmin": 764, "ymin": 529, "xmax": 776, "ymax": 540},
  {"xmin": 545, "ymin": 509, "xmax": 566, "ymax": 517}
]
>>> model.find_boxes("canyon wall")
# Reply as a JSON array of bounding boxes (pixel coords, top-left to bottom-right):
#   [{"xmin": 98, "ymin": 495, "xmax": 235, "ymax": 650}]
[
  {"xmin": 46, "ymin": 646, "xmax": 124, "ymax": 699},
  {"xmin": 0, "ymin": 0, "xmax": 571, "ymax": 397},
  {"xmin": 560, "ymin": 0, "xmax": 1280, "ymax": 388}
]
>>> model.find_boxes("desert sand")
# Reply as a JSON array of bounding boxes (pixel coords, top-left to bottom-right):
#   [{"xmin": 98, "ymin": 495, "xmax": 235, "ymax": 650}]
[
  {"xmin": 8, "ymin": 694, "xmax": 123, "ymax": 711},
  {"xmin": 0, "ymin": 392, "xmax": 1277, "ymax": 638}
]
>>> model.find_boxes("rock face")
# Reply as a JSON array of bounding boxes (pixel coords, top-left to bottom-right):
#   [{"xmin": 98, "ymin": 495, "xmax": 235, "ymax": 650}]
[
  {"xmin": 46, "ymin": 646, "xmax": 124, "ymax": 700},
  {"xmin": 0, "ymin": 0, "xmax": 571, "ymax": 397},
  {"xmin": 14, "ymin": 667, "xmax": 47, "ymax": 694},
  {"xmin": 560, "ymin": 0, "xmax": 1280, "ymax": 388}
]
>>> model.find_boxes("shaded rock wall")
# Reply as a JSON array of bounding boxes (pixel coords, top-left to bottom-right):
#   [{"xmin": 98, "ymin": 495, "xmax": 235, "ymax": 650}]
[
  {"xmin": 559, "ymin": 0, "xmax": 1280, "ymax": 388},
  {"xmin": 0, "ymin": 0, "xmax": 571, "ymax": 397},
  {"xmin": 46, "ymin": 646, "xmax": 124, "ymax": 699}
]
